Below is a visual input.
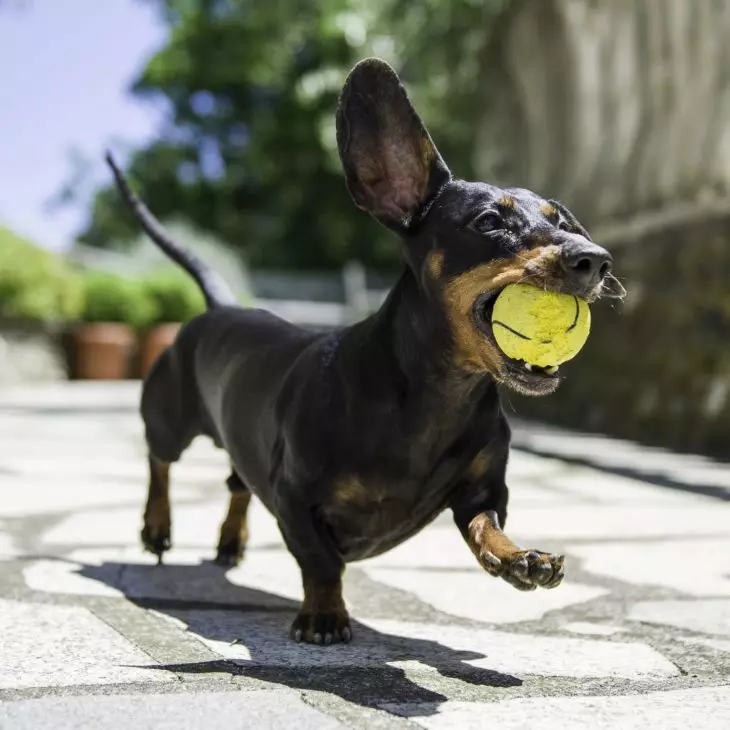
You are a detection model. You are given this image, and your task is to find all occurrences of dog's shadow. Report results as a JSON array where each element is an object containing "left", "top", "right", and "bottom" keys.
[{"left": 76, "top": 559, "right": 521, "bottom": 713}]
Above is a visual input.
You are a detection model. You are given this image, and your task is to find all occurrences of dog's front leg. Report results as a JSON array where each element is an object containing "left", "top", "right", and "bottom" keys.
[
  {"left": 451, "top": 451, "right": 565, "bottom": 591},
  {"left": 275, "top": 488, "right": 351, "bottom": 645}
]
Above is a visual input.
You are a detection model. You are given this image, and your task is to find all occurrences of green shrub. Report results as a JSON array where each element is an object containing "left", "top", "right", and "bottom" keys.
[
  {"left": 81, "top": 271, "right": 156, "bottom": 330},
  {"left": 142, "top": 272, "right": 206, "bottom": 325},
  {"left": 0, "top": 226, "right": 83, "bottom": 321}
]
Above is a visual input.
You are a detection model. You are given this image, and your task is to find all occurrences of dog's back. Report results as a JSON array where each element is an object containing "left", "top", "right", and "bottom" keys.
[{"left": 142, "top": 305, "right": 320, "bottom": 491}]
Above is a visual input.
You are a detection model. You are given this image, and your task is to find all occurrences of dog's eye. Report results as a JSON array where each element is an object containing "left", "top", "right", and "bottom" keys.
[
  {"left": 471, "top": 212, "right": 503, "bottom": 234},
  {"left": 558, "top": 219, "right": 571, "bottom": 232}
]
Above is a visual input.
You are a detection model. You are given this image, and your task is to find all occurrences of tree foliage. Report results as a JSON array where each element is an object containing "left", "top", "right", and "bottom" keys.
[{"left": 77, "top": 0, "right": 508, "bottom": 270}]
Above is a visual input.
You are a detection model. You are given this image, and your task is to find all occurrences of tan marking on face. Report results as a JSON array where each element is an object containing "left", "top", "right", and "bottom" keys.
[
  {"left": 539, "top": 202, "right": 558, "bottom": 219},
  {"left": 498, "top": 195, "right": 516, "bottom": 209},
  {"left": 440, "top": 245, "right": 561, "bottom": 374}
]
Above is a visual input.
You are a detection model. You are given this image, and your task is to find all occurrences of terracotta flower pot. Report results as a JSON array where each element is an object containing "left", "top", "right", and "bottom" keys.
[
  {"left": 73, "top": 323, "right": 136, "bottom": 380},
  {"left": 139, "top": 322, "right": 181, "bottom": 378}
]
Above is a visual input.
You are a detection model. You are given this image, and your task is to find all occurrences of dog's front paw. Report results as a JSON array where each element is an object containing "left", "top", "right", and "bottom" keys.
[
  {"left": 141, "top": 506, "right": 171, "bottom": 564},
  {"left": 214, "top": 538, "right": 245, "bottom": 567},
  {"left": 479, "top": 549, "right": 565, "bottom": 591},
  {"left": 290, "top": 609, "right": 352, "bottom": 645}
]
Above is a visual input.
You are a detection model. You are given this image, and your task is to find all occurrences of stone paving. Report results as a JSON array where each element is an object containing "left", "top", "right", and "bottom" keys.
[{"left": 0, "top": 382, "right": 729, "bottom": 729}]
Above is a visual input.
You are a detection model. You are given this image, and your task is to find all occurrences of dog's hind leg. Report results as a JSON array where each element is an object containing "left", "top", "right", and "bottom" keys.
[
  {"left": 142, "top": 455, "right": 172, "bottom": 562},
  {"left": 215, "top": 471, "right": 252, "bottom": 566},
  {"left": 140, "top": 350, "right": 197, "bottom": 563}
]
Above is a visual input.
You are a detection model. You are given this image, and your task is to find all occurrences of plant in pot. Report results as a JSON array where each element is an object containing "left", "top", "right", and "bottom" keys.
[
  {"left": 0, "top": 226, "right": 83, "bottom": 381},
  {"left": 74, "top": 272, "right": 155, "bottom": 380},
  {"left": 138, "top": 272, "right": 205, "bottom": 377}
]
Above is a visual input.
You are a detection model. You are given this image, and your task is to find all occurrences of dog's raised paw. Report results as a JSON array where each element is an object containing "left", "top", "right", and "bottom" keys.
[
  {"left": 478, "top": 548, "right": 564, "bottom": 591},
  {"left": 501, "top": 550, "right": 564, "bottom": 591},
  {"left": 290, "top": 610, "right": 352, "bottom": 645}
]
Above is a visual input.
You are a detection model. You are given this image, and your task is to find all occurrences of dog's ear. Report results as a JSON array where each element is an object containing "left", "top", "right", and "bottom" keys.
[{"left": 336, "top": 58, "right": 451, "bottom": 233}]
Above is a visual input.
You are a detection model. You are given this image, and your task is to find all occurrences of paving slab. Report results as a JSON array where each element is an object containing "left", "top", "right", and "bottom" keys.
[
  {"left": 385, "top": 686, "right": 730, "bottom": 729},
  {"left": 0, "top": 600, "right": 172, "bottom": 689},
  {"left": 571, "top": 540, "right": 730, "bottom": 596},
  {"left": 0, "top": 689, "right": 347, "bottom": 730},
  {"left": 629, "top": 599, "right": 730, "bottom": 636}
]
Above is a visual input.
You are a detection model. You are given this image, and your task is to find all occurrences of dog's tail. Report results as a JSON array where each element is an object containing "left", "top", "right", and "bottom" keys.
[{"left": 105, "top": 151, "right": 236, "bottom": 309}]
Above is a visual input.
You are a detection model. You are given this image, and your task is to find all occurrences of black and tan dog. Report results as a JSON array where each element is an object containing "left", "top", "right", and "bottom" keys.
[{"left": 106, "top": 58, "right": 613, "bottom": 645}]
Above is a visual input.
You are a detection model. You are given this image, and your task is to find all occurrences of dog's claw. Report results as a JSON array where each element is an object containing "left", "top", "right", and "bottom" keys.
[
  {"left": 289, "top": 611, "right": 352, "bottom": 645},
  {"left": 493, "top": 549, "right": 566, "bottom": 591},
  {"left": 512, "top": 557, "right": 529, "bottom": 577}
]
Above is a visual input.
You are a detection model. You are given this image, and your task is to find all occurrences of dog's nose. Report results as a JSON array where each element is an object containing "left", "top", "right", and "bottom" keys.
[{"left": 560, "top": 239, "right": 612, "bottom": 289}]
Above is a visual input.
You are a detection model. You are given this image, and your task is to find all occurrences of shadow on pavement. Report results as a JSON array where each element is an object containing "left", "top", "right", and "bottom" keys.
[{"left": 76, "top": 560, "right": 522, "bottom": 714}]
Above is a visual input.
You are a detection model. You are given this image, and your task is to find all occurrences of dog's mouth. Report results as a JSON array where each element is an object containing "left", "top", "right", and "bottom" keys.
[{"left": 474, "top": 289, "right": 561, "bottom": 396}]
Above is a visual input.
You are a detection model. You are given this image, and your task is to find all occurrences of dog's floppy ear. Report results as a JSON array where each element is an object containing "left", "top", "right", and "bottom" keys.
[{"left": 336, "top": 58, "right": 451, "bottom": 233}]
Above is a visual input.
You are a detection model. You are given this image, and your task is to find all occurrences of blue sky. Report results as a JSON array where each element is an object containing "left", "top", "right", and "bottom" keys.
[{"left": 0, "top": 0, "right": 167, "bottom": 251}]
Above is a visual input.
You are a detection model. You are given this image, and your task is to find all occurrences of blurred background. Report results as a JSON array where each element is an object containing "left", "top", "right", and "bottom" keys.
[{"left": 0, "top": 0, "right": 728, "bottom": 459}]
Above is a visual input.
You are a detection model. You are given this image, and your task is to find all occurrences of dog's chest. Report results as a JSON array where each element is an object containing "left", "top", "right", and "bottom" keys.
[{"left": 321, "top": 450, "right": 469, "bottom": 562}]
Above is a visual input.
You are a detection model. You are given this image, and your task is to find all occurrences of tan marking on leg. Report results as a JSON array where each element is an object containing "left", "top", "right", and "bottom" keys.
[
  {"left": 467, "top": 511, "right": 521, "bottom": 565},
  {"left": 217, "top": 490, "right": 252, "bottom": 560},
  {"left": 142, "top": 456, "right": 171, "bottom": 560},
  {"left": 301, "top": 580, "right": 347, "bottom": 615},
  {"left": 292, "top": 578, "right": 351, "bottom": 644}
]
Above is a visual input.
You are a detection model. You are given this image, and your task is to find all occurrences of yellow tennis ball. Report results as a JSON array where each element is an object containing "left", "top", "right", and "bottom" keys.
[{"left": 491, "top": 283, "right": 591, "bottom": 368}]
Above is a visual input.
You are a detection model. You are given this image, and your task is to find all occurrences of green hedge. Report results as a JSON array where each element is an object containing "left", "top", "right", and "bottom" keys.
[
  {"left": 142, "top": 272, "right": 206, "bottom": 325},
  {"left": 0, "top": 225, "right": 249, "bottom": 329},
  {"left": 81, "top": 271, "right": 210, "bottom": 330},
  {"left": 0, "top": 226, "right": 83, "bottom": 321},
  {"left": 81, "top": 272, "right": 157, "bottom": 330}
]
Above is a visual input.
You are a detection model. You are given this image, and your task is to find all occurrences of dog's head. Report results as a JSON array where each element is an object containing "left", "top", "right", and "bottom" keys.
[{"left": 336, "top": 59, "right": 616, "bottom": 396}]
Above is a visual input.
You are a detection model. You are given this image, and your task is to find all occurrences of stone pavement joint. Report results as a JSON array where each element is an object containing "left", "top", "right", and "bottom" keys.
[{"left": 0, "top": 382, "right": 729, "bottom": 728}]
